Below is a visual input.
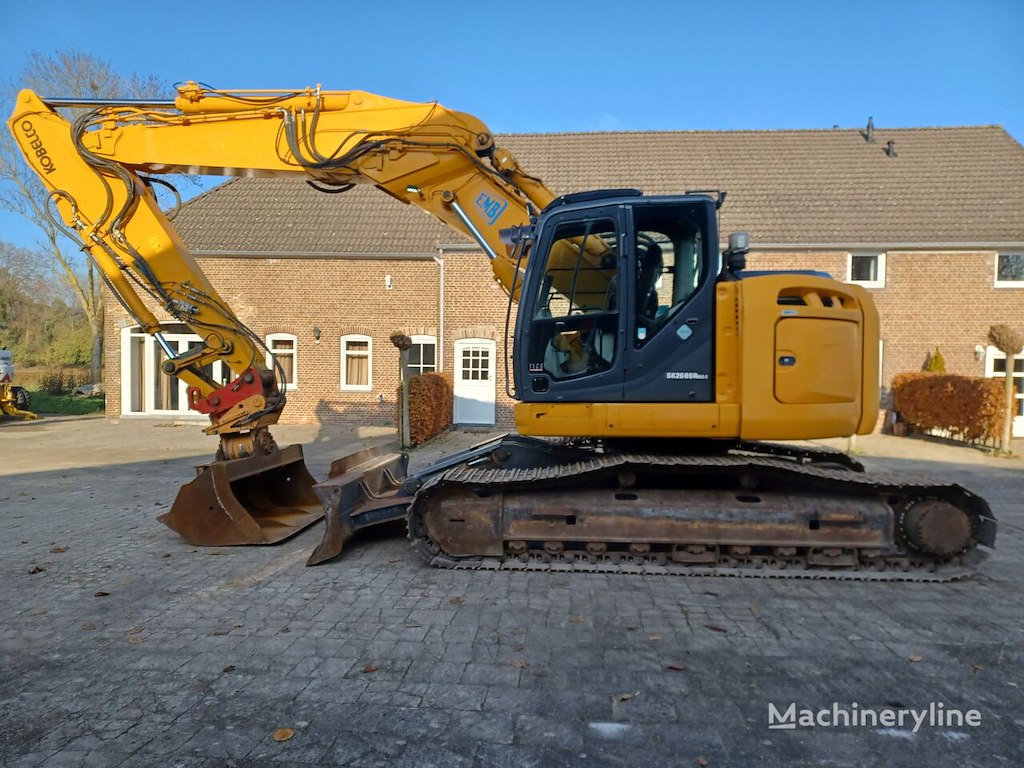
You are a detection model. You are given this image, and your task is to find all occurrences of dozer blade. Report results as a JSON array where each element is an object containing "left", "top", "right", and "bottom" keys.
[
  {"left": 158, "top": 443, "right": 323, "bottom": 546},
  {"left": 306, "top": 446, "right": 412, "bottom": 566}
]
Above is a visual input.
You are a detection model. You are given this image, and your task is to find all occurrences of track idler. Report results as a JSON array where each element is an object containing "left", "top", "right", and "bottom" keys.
[{"left": 158, "top": 442, "right": 324, "bottom": 546}]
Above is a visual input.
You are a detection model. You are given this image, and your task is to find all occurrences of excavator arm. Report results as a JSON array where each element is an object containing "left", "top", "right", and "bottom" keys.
[
  {"left": 8, "top": 83, "right": 556, "bottom": 448},
  {"left": 7, "top": 82, "right": 565, "bottom": 546}
]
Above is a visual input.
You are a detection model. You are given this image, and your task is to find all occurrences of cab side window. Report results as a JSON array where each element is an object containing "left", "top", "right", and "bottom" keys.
[{"left": 633, "top": 206, "right": 704, "bottom": 347}]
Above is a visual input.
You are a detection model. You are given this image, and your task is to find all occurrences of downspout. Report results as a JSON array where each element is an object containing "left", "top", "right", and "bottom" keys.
[{"left": 433, "top": 247, "right": 445, "bottom": 373}]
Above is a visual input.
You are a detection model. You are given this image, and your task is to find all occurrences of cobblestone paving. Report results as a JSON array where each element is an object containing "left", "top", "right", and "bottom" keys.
[{"left": 1, "top": 418, "right": 1022, "bottom": 767}]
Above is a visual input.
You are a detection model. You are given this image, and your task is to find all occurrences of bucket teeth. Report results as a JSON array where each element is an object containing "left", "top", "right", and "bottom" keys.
[{"left": 159, "top": 443, "right": 323, "bottom": 546}]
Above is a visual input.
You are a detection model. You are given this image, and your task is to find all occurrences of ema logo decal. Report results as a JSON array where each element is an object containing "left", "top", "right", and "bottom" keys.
[{"left": 475, "top": 192, "right": 508, "bottom": 225}]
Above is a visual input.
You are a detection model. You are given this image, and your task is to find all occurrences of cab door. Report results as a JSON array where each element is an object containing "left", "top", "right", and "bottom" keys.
[
  {"left": 516, "top": 205, "right": 626, "bottom": 404},
  {"left": 619, "top": 200, "right": 717, "bottom": 402}
]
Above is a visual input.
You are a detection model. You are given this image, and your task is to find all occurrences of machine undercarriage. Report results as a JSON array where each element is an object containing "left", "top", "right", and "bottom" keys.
[{"left": 308, "top": 436, "right": 996, "bottom": 581}]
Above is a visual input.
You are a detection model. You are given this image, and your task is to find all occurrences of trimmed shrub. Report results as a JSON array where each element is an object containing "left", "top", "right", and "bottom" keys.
[
  {"left": 406, "top": 372, "right": 454, "bottom": 446},
  {"left": 891, "top": 372, "right": 1004, "bottom": 443},
  {"left": 924, "top": 347, "right": 946, "bottom": 373}
]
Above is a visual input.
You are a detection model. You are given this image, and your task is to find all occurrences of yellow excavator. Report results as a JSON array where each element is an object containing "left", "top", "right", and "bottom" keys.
[{"left": 7, "top": 83, "right": 995, "bottom": 579}]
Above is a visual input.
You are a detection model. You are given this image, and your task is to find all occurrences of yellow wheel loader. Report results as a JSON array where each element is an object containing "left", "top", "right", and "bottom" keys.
[{"left": 0, "top": 349, "right": 37, "bottom": 420}]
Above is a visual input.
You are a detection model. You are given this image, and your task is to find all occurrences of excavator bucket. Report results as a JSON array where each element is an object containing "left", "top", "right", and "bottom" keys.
[
  {"left": 306, "top": 446, "right": 412, "bottom": 565},
  {"left": 158, "top": 443, "right": 324, "bottom": 546}
]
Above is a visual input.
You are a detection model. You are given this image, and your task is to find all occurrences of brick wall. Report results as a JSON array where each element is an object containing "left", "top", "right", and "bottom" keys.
[
  {"left": 105, "top": 248, "right": 1024, "bottom": 427},
  {"left": 873, "top": 251, "right": 1023, "bottom": 388},
  {"left": 106, "top": 255, "right": 441, "bottom": 427}
]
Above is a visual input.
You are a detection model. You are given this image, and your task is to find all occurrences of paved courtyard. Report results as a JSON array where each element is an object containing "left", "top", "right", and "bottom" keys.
[{"left": 1, "top": 416, "right": 1022, "bottom": 767}]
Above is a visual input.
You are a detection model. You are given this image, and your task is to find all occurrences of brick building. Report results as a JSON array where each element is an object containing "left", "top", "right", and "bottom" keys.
[{"left": 104, "top": 125, "right": 1024, "bottom": 435}]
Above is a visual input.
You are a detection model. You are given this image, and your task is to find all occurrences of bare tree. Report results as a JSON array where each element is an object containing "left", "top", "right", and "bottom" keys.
[
  {"left": 0, "top": 51, "right": 165, "bottom": 382},
  {"left": 988, "top": 324, "right": 1024, "bottom": 453}
]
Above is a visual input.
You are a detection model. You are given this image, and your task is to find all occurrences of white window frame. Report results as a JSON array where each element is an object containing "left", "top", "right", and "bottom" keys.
[
  {"left": 340, "top": 334, "right": 373, "bottom": 392},
  {"left": 265, "top": 333, "right": 298, "bottom": 391},
  {"left": 847, "top": 252, "right": 886, "bottom": 289},
  {"left": 407, "top": 334, "right": 438, "bottom": 377},
  {"left": 994, "top": 252, "right": 1024, "bottom": 288}
]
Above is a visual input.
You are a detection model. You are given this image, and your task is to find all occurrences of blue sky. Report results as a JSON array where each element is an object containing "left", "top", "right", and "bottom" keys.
[{"left": 1, "top": 0, "right": 1021, "bottom": 249}]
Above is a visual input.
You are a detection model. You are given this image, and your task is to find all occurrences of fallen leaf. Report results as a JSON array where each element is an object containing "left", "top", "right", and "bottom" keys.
[
  {"left": 696, "top": 757, "right": 708, "bottom": 767},
  {"left": 570, "top": 616, "right": 585, "bottom": 624},
  {"left": 28, "top": 566, "right": 46, "bottom": 575},
  {"left": 908, "top": 654, "right": 922, "bottom": 663},
  {"left": 162, "top": 553, "right": 172, "bottom": 558},
  {"left": 665, "top": 663, "right": 687, "bottom": 671},
  {"left": 272, "top": 727, "right": 294, "bottom": 742},
  {"left": 512, "top": 643, "right": 525, "bottom": 651},
  {"left": 278, "top": 627, "right": 290, "bottom": 634},
  {"left": 648, "top": 634, "right": 663, "bottom": 641},
  {"left": 212, "top": 630, "right": 228, "bottom": 636},
  {"left": 127, "top": 626, "right": 144, "bottom": 635},
  {"left": 222, "top": 665, "right": 236, "bottom": 673},
  {"left": 511, "top": 659, "right": 526, "bottom": 669},
  {"left": 233, "top": 623, "right": 244, "bottom": 628},
  {"left": 449, "top": 596, "right": 462, "bottom": 604},
  {"left": 49, "top": 546, "right": 68, "bottom": 554},
  {"left": 127, "top": 636, "right": 144, "bottom": 644},
  {"left": 94, "top": 591, "right": 109, "bottom": 597},
  {"left": 614, "top": 692, "right": 636, "bottom": 703},
  {"left": 970, "top": 663, "right": 983, "bottom": 674},
  {"left": 82, "top": 621, "right": 96, "bottom": 631},
  {"left": 705, "top": 625, "right": 728, "bottom": 634},
  {"left": 362, "top": 665, "right": 379, "bottom": 674}
]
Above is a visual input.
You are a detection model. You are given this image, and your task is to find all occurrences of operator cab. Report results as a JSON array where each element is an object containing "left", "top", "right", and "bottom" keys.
[{"left": 513, "top": 191, "right": 720, "bottom": 404}]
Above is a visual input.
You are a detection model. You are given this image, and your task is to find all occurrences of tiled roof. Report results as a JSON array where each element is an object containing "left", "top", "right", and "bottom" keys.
[{"left": 174, "top": 126, "right": 1024, "bottom": 252}]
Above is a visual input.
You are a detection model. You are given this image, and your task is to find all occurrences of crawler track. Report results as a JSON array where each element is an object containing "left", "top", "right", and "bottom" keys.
[{"left": 406, "top": 440, "right": 996, "bottom": 582}]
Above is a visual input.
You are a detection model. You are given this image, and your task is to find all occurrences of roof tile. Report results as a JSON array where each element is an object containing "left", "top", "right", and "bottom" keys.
[{"left": 174, "top": 126, "right": 1024, "bottom": 251}]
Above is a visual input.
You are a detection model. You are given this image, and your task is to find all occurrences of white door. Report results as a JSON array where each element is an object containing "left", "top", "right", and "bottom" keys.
[
  {"left": 454, "top": 338, "right": 496, "bottom": 425},
  {"left": 986, "top": 346, "right": 1024, "bottom": 437}
]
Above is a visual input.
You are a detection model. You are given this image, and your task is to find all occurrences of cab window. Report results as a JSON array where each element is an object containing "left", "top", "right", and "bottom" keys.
[
  {"left": 531, "top": 217, "right": 619, "bottom": 379},
  {"left": 633, "top": 205, "right": 704, "bottom": 347}
]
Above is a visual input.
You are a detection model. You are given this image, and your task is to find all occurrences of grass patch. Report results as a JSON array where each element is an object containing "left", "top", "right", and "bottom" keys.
[{"left": 27, "top": 391, "right": 104, "bottom": 415}]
